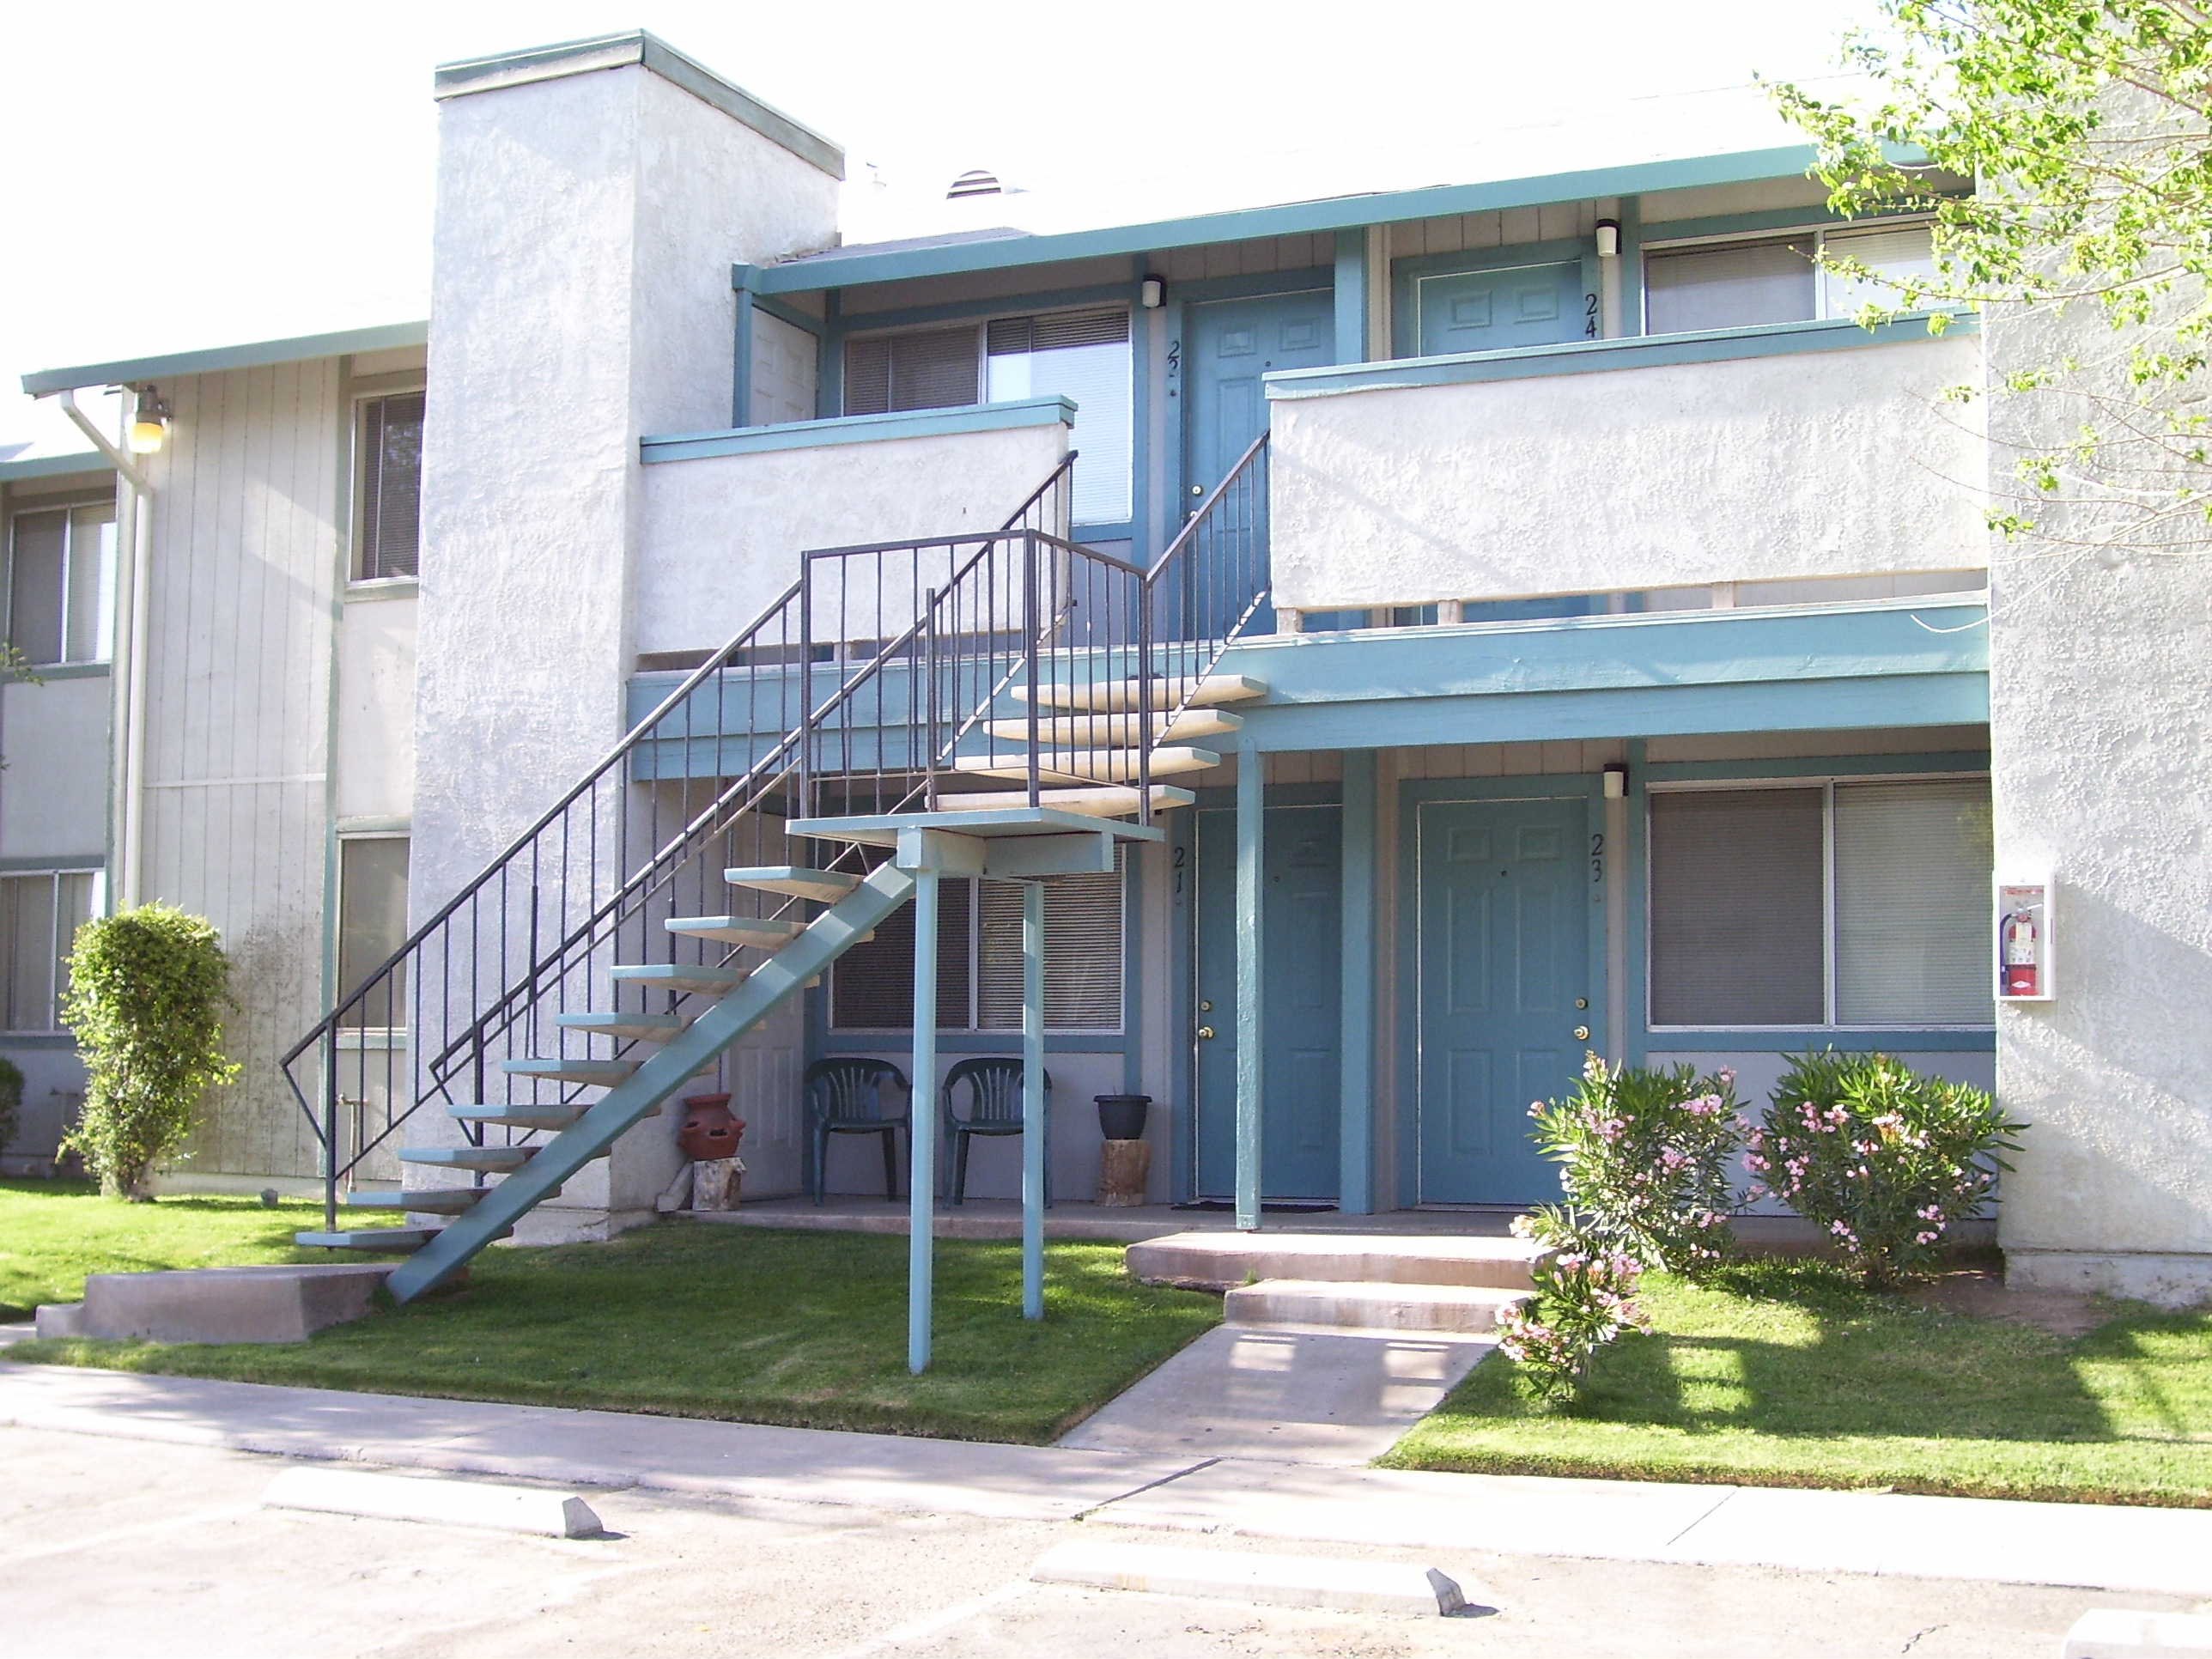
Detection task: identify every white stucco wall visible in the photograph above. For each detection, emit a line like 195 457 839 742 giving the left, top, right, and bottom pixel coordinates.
415 56 839 1227
334 595 416 823
1986 307 2212 1303
634 422 1071 655
1268 332 1986 611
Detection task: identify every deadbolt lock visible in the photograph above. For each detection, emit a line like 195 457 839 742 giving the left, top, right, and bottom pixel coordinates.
1200 999 1213 1012
1573 1025 1591 1042
1575 997 1589 1010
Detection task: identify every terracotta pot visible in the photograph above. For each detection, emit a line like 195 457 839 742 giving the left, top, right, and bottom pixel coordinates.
678 1093 745 1161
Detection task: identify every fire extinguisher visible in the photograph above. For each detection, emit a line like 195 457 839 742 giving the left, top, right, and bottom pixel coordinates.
2000 910 2040 997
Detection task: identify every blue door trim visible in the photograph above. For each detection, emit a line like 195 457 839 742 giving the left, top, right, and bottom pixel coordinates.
1394 775 1609 1208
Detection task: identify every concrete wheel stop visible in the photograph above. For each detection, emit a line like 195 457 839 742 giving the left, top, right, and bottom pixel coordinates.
1031 1540 1485 1617
33 1262 396 1344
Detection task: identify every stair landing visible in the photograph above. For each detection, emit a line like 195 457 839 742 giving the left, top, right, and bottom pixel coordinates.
788 804 1169 849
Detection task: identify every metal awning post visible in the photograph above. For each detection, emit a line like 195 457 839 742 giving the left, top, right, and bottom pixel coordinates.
908 868 940 1373
1021 878 1046 1319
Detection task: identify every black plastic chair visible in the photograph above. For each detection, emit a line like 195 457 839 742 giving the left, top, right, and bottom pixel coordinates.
805 1058 910 1205
943 1056 1052 1206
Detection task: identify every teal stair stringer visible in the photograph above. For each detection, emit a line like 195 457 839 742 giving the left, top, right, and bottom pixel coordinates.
385 862 918 1304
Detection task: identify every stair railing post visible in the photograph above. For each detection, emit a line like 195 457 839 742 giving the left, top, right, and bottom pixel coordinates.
797 562 814 820
1024 532 1041 810
322 1028 340 1233
1138 578 1153 828
924 588 941 812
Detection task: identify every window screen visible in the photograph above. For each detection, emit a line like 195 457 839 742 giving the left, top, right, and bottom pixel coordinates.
7 509 64 667
1820 223 1938 319
1645 237 1817 334
1649 788 1826 1025
986 309 1133 524
830 877 975 1030
843 326 979 416
8 503 114 666
357 392 424 581
1833 779 1993 1024
338 837 411 1030
975 851 1125 1030
0 871 94 1032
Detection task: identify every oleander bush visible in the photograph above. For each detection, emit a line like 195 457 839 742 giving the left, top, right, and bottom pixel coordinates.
1496 1205 1650 1407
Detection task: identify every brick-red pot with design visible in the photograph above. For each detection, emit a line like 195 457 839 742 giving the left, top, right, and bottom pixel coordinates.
678 1093 745 1160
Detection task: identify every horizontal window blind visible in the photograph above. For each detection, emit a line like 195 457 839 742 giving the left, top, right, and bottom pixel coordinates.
1646 237 1816 334
1833 779 1994 1024
830 877 975 1030
1649 788 1826 1025
986 309 1133 524
358 392 424 581
337 838 412 1030
0 872 93 1032
843 325 979 416
975 850 1125 1030
7 509 64 667
1821 223 1938 318
63 503 117 664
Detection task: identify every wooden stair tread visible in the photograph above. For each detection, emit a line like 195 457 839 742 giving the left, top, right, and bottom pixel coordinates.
723 866 860 902
981 709 1243 744
952 745 1220 783
935 784 1196 816
1014 674 1266 713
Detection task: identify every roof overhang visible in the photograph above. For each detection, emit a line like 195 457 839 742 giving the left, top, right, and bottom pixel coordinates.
21 320 429 398
0 450 112 483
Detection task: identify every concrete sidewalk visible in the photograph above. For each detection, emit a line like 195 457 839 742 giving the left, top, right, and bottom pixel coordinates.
4 1362 2211 1598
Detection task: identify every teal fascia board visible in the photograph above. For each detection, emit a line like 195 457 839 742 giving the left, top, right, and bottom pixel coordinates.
1266 310 1977 401
0 451 111 482
750 145 1875 295
1642 1028 1995 1054
434 30 844 179
641 396 1075 464
22 321 429 397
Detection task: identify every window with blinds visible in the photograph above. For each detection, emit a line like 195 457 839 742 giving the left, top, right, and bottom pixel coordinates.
1644 221 1936 334
842 307 1135 526
7 501 116 666
0 871 97 1033
830 849 1124 1033
337 836 412 1030
356 392 424 581
842 325 980 416
1647 777 1995 1029
985 309 1133 524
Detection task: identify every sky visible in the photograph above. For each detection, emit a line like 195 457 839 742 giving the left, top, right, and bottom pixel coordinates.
0 0 1885 450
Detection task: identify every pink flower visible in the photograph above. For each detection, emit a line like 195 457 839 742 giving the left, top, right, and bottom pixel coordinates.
1915 1231 1937 1244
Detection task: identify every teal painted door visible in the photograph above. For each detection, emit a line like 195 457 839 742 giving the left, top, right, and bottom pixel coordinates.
1413 262 1587 356
1176 290 1334 637
1194 804 1341 1200
1416 797 1593 1205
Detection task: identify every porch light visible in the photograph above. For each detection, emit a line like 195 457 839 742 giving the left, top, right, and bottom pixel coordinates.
129 387 171 455
1139 276 1165 309
1595 220 1621 259
1603 762 1629 799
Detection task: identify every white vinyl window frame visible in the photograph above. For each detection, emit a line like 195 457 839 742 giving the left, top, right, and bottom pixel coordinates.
4 493 118 668
1639 215 1941 334
1643 770 1996 1035
334 830 412 1043
0 867 103 1035
347 382 426 591
828 854 1128 1037
840 304 1136 528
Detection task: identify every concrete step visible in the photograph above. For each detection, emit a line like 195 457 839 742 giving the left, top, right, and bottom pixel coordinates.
447 1101 662 1131
665 915 805 949
951 745 1221 783
1125 1231 1544 1292
295 1227 444 1251
610 961 746 996
346 1188 490 1217
1017 673 1267 713
723 866 860 903
1226 1278 1529 1334
936 783 1197 817
501 1057 638 1086
556 1010 695 1042
399 1145 536 1173
982 708 1243 744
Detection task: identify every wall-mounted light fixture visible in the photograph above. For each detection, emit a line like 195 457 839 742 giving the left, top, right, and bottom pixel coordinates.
1139 276 1166 309
128 387 172 455
1594 219 1622 260
1602 762 1629 799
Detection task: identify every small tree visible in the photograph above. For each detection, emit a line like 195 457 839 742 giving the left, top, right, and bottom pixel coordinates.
60 904 240 1198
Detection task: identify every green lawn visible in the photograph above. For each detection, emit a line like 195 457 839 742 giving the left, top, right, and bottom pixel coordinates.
0 1179 351 1319
1383 1258 2212 1507
6 1220 1219 1443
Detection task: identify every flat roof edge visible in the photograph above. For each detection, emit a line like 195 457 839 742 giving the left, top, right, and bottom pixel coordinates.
0 451 112 483
434 30 845 181
21 320 430 398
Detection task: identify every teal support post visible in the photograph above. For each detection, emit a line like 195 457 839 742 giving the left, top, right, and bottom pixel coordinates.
732 286 756 428
1334 228 1368 365
1338 750 1377 1214
1021 878 1046 1320
908 869 940 1373
1235 756 1265 1231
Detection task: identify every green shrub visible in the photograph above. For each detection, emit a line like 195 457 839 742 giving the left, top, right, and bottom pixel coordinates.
1755 1049 2023 1286
0 1054 21 1154
1496 1206 1650 1407
1528 1053 1746 1279
59 904 241 1198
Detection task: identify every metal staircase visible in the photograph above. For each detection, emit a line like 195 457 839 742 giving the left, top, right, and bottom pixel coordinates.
287 434 1275 1300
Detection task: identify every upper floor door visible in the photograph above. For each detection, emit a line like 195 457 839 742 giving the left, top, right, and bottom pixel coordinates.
1409 261 1586 356
1176 289 1335 635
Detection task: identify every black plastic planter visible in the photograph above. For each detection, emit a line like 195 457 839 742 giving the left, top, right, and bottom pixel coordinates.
1096 1093 1151 1141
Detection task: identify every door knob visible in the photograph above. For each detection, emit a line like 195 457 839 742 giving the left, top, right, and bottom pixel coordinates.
1190 483 1205 496
1197 1025 1217 1041
1573 1025 1591 1042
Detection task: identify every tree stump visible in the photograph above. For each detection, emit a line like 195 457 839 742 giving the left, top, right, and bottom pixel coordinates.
691 1157 744 1212
1097 1139 1152 1206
